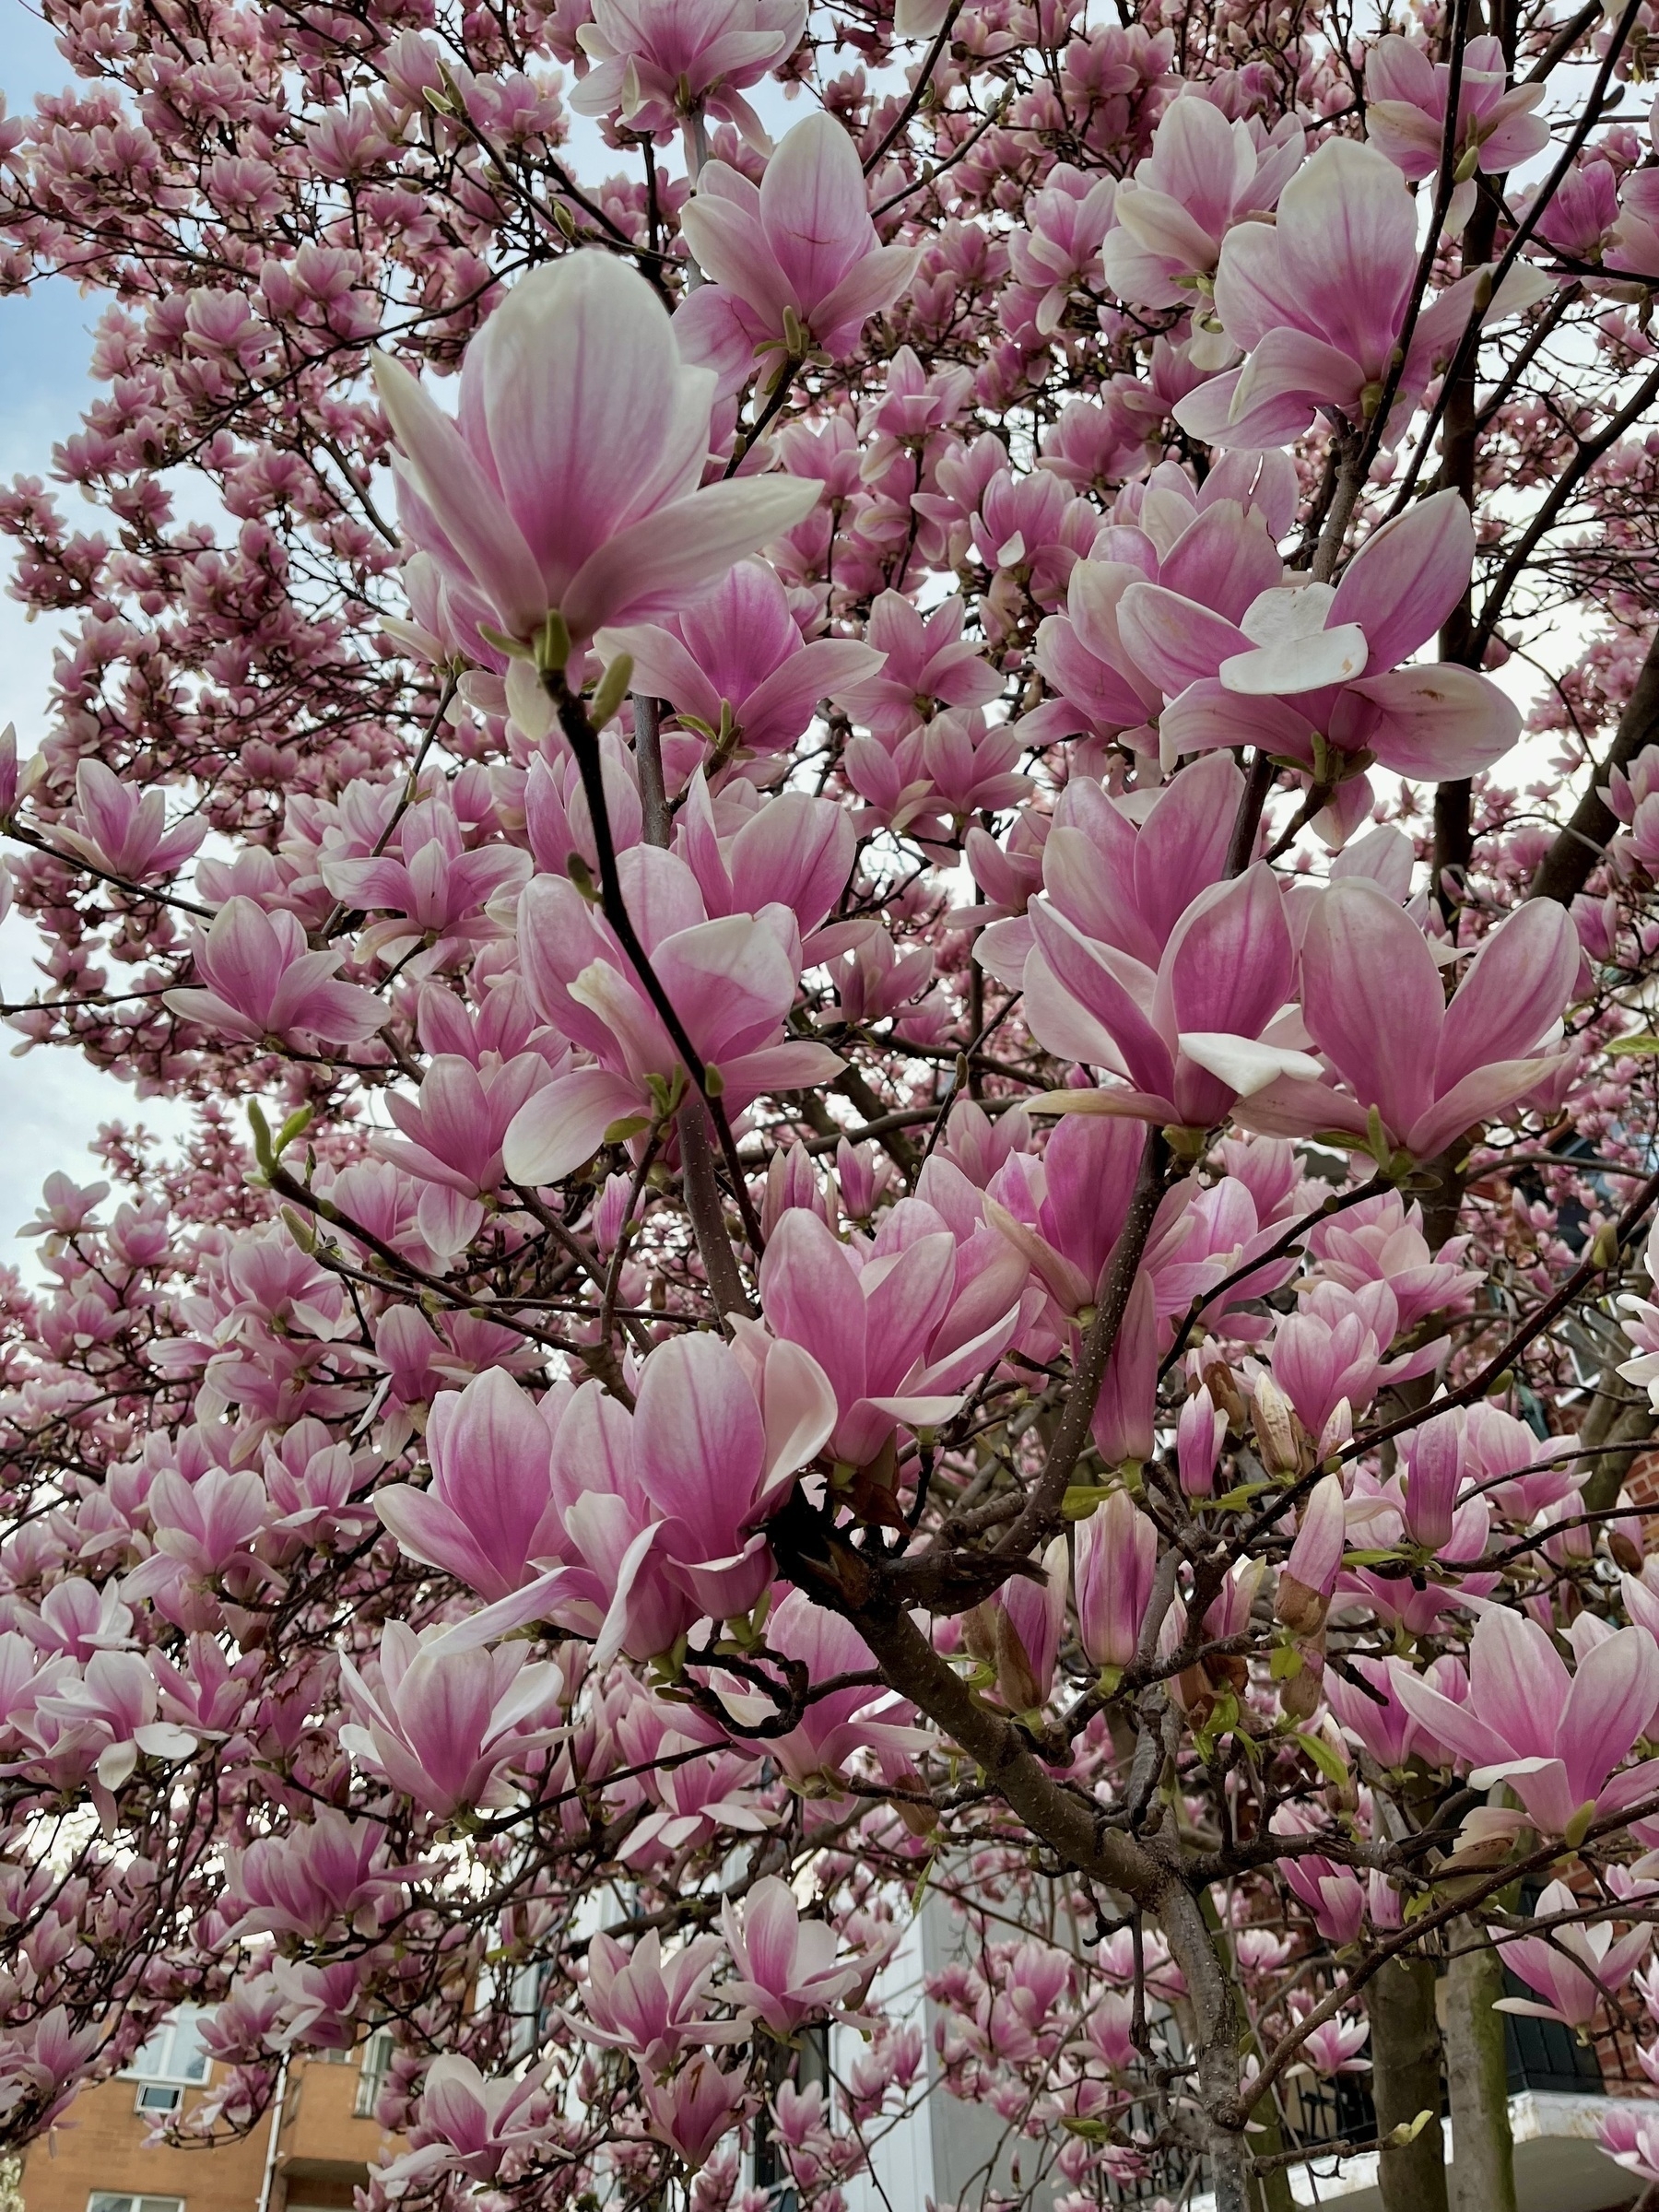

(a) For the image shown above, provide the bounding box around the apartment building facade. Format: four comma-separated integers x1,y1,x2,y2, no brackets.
18,2013,397,2212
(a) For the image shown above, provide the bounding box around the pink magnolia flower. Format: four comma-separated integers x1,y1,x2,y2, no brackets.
641,2053,751,2170
1392,1606,1659,1834
143,1465,273,1586
1325,1653,1454,1769
1366,34,1547,186
605,559,882,759
841,592,1001,742
990,1533,1070,1711
374,1053,557,1257
1277,1842,1367,1945
502,847,841,1186
1288,1999,1371,2077
1120,490,1521,782
747,1588,929,1789
572,1929,742,2076
1276,1471,1347,1634
1010,864,1323,1131
1178,1386,1226,1497
0,2009,104,2132
1074,1489,1157,1671
593,1329,836,1647
338,1618,566,1817
1335,1474,1495,1633
1272,1283,1439,1446
164,898,384,1049
27,1649,198,1794
979,752,1242,986
617,1729,775,1866
962,453,1102,610
1495,1878,1651,2030
15,1578,133,1663
1007,163,1119,337
227,1808,414,1940
569,0,804,147
754,1200,1022,1469
1172,138,1503,449
384,2054,553,2186
1306,1189,1478,1334
1602,2101,1659,2186
375,1368,565,1604
722,1876,866,2034
58,759,205,881
678,114,917,377
1398,1410,1465,1552
984,1110,1190,1334
1240,881,1579,1163
318,794,530,958
376,252,818,651
1102,95,1303,311
675,775,855,947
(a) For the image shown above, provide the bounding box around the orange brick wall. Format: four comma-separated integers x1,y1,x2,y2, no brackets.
18,2053,400,2212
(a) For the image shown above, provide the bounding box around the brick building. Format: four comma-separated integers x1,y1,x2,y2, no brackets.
18,2013,399,2212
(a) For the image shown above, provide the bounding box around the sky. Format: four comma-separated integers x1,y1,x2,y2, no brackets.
0,0,194,1263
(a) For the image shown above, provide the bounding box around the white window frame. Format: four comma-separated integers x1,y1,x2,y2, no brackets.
88,2194,185,2212
354,2026,393,2119
121,2007,212,2114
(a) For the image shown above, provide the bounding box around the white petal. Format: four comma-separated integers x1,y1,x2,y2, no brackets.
1240,581,1336,646
1178,1032,1324,1096
1220,623,1369,696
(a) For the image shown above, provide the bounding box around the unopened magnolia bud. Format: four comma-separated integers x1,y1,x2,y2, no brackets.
962,1603,998,1673
1277,1653,1323,1724
1610,1520,1647,1576
1202,1359,1248,1430
992,1605,1044,1716
588,651,634,730
1274,1571,1327,1639
536,607,571,671
1251,1375,1301,1477
1286,1473,1347,1599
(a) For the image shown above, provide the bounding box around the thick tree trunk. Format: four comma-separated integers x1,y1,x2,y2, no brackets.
1444,1924,1518,2212
1529,626,1659,906
1369,1956,1449,2212
1577,1359,1655,1514
1207,2122,1253,2212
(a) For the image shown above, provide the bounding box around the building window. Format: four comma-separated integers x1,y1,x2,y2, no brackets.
122,2007,212,2115
88,2196,185,2212
354,2028,393,2119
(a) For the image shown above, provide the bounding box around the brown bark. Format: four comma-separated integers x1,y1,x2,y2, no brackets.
1370,1956,1449,2212
1444,1925,1517,2212
1529,627,1659,906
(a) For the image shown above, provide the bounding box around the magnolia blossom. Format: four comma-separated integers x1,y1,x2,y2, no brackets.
678,114,917,386
376,252,818,649
1495,1879,1652,2030
570,0,805,146
501,848,842,1186
1172,138,1524,449
602,559,883,757
1241,882,1580,1161
338,1618,566,1817
1007,864,1323,1131
1392,1607,1659,1834
1120,490,1521,782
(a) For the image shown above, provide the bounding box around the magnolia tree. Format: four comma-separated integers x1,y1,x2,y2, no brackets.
11,1,1659,2208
